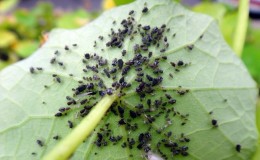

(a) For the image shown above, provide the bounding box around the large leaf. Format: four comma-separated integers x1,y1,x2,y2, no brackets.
0,0,258,160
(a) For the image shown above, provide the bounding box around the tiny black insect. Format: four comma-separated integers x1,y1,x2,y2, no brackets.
36,67,43,71
118,59,124,69
73,44,77,47
85,53,90,59
65,45,69,51
236,144,241,152
211,119,218,127
118,119,126,125
56,77,61,83
142,7,148,13
122,50,126,56
68,120,73,128
50,58,56,64
30,67,35,74
55,112,62,117
129,10,134,15
143,26,150,31
36,140,44,147
58,62,63,66
177,60,184,66
187,44,194,50
53,135,59,140
106,88,113,95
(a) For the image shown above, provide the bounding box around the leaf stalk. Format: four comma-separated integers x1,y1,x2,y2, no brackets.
232,0,249,57
43,94,118,160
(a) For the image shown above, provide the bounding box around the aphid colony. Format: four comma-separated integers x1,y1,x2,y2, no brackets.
29,2,241,159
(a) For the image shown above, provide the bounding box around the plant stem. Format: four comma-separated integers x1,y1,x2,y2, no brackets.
43,94,118,160
232,0,249,57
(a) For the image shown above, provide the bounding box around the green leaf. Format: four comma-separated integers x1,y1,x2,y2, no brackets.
56,10,90,29
0,0,18,13
192,2,227,22
0,0,258,159
13,40,39,58
0,30,17,47
114,0,135,6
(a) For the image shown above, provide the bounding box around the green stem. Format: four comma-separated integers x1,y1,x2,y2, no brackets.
43,94,118,160
232,0,249,57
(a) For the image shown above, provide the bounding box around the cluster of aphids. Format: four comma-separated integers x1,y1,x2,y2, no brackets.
29,2,242,159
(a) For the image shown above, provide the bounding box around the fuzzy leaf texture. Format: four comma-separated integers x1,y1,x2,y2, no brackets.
0,0,258,159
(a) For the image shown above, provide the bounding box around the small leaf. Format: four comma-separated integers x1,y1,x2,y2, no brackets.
0,0,18,13
0,30,17,47
0,0,257,159
56,10,90,29
13,40,39,58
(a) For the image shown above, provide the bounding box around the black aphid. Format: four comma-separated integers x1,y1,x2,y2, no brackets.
55,112,62,117
58,62,63,66
50,58,56,64
56,77,61,83
36,140,44,147
122,50,127,56
187,45,194,50
30,67,35,74
236,144,241,152
129,10,134,15
98,36,104,40
53,135,59,140
85,53,90,59
148,52,153,58
143,25,150,31
36,67,43,71
68,121,73,128
177,60,184,66
168,99,176,104
118,119,126,125
129,110,138,118
103,69,111,78
106,88,113,95
118,59,124,69
211,119,218,127
142,7,148,13
65,45,69,51
59,107,66,112
73,44,77,47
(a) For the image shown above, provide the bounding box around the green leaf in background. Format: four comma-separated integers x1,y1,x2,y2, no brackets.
114,0,135,6
253,100,260,160
13,41,39,58
0,0,258,159
0,30,17,47
192,2,227,22
56,10,90,29
242,29,260,85
0,0,18,13
242,44,260,85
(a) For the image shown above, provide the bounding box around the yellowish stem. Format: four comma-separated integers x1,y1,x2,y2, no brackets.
232,0,249,57
43,94,118,160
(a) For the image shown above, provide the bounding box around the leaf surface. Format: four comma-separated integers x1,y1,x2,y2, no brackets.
0,0,258,160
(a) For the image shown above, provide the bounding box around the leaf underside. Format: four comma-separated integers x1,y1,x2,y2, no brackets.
0,0,258,160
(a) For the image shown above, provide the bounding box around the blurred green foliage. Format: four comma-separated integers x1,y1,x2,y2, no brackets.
0,2,96,70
